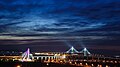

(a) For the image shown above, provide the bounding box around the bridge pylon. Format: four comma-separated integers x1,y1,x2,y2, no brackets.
21,48,33,62
80,48,91,56
66,46,79,53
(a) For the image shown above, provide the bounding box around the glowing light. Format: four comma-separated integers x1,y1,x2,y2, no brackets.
100,65,102,67
80,63,82,65
60,61,63,63
16,65,21,67
47,63,49,66
66,46,79,53
115,61,117,63
71,46,74,50
75,62,77,64
80,48,91,56
35,53,41,55
62,55,66,59
84,48,87,51
85,63,88,65
106,65,109,67
92,64,94,66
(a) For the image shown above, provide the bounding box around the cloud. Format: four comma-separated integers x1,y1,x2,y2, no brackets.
0,0,119,38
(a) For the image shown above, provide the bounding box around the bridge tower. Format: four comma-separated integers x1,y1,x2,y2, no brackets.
66,46,79,53
22,48,33,62
80,48,91,56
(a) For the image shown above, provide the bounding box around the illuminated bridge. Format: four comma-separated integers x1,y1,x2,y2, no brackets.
0,47,120,67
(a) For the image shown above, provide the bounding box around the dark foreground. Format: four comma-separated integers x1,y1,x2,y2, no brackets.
0,62,80,67
0,62,120,67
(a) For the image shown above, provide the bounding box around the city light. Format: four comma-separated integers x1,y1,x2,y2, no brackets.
47,63,49,66
80,63,82,66
106,65,109,67
0,48,119,67
62,55,66,59
91,64,94,66
16,65,21,67
35,53,41,55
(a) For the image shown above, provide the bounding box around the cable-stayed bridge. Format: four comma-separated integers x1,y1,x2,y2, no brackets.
0,46,120,67
21,46,91,62
66,46,91,56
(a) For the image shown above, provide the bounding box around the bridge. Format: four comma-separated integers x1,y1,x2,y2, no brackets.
20,46,91,62
0,47,92,62
0,47,120,67
66,46,91,56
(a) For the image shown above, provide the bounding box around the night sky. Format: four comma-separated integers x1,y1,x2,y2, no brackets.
0,0,120,56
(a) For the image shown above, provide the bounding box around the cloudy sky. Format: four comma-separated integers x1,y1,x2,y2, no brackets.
0,0,120,56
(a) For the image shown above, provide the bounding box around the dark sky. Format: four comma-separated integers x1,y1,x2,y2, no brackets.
0,0,120,56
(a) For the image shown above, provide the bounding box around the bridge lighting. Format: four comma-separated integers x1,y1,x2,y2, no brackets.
66,46,79,53
35,53,41,55
21,48,33,62
80,48,91,56
84,48,87,51
71,47,74,51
